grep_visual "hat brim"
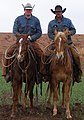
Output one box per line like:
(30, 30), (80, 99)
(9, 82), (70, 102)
(24, 8), (32, 10)
(22, 4), (35, 10)
(51, 8), (66, 14)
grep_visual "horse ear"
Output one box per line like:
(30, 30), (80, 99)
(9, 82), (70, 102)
(54, 29), (58, 35)
(15, 33), (21, 38)
(14, 33), (22, 42)
(63, 28), (70, 37)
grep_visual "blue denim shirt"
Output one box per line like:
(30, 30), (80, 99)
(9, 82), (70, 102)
(13, 15), (42, 42)
(48, 16), (76, 44)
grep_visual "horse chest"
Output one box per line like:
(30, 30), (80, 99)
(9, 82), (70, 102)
(50, 62), (71, 81)
(50, 61), (65, 71)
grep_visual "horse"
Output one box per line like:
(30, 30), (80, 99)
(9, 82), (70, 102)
(10, 34), (38, 118)
(47, 31), (73, 119)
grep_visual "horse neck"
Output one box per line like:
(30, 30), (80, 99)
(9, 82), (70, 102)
(24, 51), (30, 65)
(64, 45), (72, 66)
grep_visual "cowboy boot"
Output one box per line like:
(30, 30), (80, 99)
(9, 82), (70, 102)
(77, 65), (82, 83)
(3, 70), (12, 83)
(73, 60), (82, 83)
(70, 45), (82, 83)
(2, 59), (11, 83)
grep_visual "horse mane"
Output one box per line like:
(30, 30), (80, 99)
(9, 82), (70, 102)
(54, 32), (67, 42)
(64, 45), (72, 67)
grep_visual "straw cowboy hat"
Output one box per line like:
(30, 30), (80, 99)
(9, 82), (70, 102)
(51, 5), (66, 14)
(22, 3), (35, 10)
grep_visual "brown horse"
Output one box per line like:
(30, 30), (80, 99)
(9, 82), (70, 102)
(47, 31), (73, 119)
(10, 34), (37, 118)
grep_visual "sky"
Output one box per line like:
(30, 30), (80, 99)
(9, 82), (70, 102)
(0, 0), (84, 34)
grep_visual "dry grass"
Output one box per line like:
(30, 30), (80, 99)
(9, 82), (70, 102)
(79, 48), (84, 56)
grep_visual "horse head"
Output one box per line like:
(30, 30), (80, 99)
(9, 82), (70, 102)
(54, 30), (67, 60)
(15, 34), (30, 62)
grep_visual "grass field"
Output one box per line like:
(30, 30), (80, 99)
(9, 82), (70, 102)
(0, 66), (84, 105)
(0, 66), (84, 120)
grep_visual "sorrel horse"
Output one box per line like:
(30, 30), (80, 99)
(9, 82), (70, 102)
(47, 31), (73, 119)
(10, 34), (37, 118)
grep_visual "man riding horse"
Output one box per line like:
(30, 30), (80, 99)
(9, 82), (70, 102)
(2, 3), (43, 83)
(42, 5), (82, 83)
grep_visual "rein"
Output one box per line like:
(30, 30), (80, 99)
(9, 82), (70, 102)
(17, 48), (33, 95)
(2, 55), (16, 67)
(41, 43), (55, 65)
(5, 44), (16, 59)
(41, 54), (52, 65)
(17, 49), (31, 73)
(2, 46), (16, 68)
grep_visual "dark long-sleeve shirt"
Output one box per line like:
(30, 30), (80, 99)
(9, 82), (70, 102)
(13, 15), (42, 42)
(48, 16), (76, 44)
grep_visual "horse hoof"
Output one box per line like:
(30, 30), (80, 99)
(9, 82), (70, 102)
(67, 115), (72, 119)
(46, 106), (51, 110)
(29, 109), (35, 115)
(53, 109), (57, 116)
(23, 104), (28, 109)
(66, 110), (72, 119)
(61, 103), (66, 108)
(46, 102), (51, 109)
(53, 112), (57, 116)
(10, 113), (15, 118)
(46, 103), (51, 109)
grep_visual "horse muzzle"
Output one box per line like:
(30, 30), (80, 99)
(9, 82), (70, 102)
(17, 54), (24, 62)
(56, 51), (64, 59)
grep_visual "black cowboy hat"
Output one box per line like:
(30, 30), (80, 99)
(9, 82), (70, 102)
(51, 5), (66, 14)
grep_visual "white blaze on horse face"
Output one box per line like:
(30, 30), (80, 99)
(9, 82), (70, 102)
(18, 38), (23, 59)
(59, 37), (61, 51)
(56, 37), (64, 59)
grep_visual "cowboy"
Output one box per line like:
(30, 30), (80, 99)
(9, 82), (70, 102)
(45, 5), (82, 83)
(2, 3), (43, 82)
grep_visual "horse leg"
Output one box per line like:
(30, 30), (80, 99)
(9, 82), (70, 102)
(52, 82), (58, 116)
(29, 86), (33, 109)
(11, 80), (19, 118)
(62, 84), (66, 108)
(17, 82), (22, 106)
(47, 84), (53, 108)
(64, 80), (72, 119)
(24, 91), (28, 109)
(29, 86), (34, 114)
(23, 83), (29, 109)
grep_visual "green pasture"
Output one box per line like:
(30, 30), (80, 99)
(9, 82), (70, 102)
(0, 66), (84, 106)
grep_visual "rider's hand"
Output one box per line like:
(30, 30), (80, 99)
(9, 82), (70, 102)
(27, 35), (31, 41)
(63, 28), (71, 37)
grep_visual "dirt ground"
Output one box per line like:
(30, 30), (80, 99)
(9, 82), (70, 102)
(0, 102), (84, 120)
(0, 33), (84, 120)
